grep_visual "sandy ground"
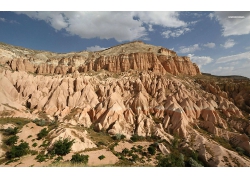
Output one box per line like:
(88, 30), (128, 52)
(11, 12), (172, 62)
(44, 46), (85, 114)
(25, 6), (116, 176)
(83, 149), (119, 166)
(1, 155), (53, 167)
(60, 149), (119, 167)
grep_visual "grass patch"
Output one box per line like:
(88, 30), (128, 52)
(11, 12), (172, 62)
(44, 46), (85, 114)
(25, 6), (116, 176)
(0, 117), (30, 128)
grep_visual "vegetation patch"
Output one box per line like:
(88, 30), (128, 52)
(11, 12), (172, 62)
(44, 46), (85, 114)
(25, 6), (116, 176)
(5, 142), (29, 159)
(98, 155), (105, 160)
(71, 153), (89, 164)
(5, 135), (19, 146)
(37, 128), (49, 140)
(49, 138), (74, 156)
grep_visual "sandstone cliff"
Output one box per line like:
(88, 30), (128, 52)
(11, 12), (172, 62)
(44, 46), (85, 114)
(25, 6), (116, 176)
(1, 41), (200, 76)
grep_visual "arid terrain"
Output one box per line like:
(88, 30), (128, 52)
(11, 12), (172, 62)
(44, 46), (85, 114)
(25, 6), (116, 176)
(0, 41), (250, 167)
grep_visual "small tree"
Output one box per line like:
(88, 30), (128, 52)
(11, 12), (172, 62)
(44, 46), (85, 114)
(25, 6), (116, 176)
(51, 138), (74, 156)
(71, 153), (89, 164)
(147, 146), (156, 155)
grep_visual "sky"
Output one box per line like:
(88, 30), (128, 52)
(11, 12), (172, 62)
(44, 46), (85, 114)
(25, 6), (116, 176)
(1, 10), (250, 78)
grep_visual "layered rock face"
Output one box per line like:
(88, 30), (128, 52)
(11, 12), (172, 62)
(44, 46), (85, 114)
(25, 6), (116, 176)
(1, 41), (250, 167)
(1, 41), (200, 76)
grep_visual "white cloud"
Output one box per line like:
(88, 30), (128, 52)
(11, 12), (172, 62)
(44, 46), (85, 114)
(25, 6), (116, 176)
(86, 45), (107, 52)
(203, 42), (215, 48)
(245, 46), (250, 50)
(134, 11), (186, 28)
(162, 27), (190, 38)
(212, 66), (234, 74)
(178, 44), (201, 54)
(187, 54), (213, 68)
(148, 24), (154, 32)
(15, 11), (188, 42)
(0, 17), (5, 22)
(220, 39), (236, 49)
(214, 11), (250, 36)
(208, 13), (214, 20)
(216, 51), (250, 63)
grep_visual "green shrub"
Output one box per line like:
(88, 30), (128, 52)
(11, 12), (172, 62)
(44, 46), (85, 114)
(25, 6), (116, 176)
(131, 154), (139, 162)
(112, 134), (126, 141)
(130, 134), (144, 142)
(122, 148), (129, 155)
(98, 155), (105, 160)
(32, 142), (38, 147)
(157, 153), (185, 167)
(27, 135), (32, 138)
(37, 128), (49, 140)
(147, 146), (156, 155)
(4, 127), (18, 135)
(50, 138), (74, 156)
(71, 153), (89, 164)
(188, 157), (203, 167)
(35, 154), (47, 162)
(5, 142), (29, 159)
(5, 135), (19, 146)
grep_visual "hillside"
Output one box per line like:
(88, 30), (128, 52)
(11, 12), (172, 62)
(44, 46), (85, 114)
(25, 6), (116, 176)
(0, 41), (250, 167)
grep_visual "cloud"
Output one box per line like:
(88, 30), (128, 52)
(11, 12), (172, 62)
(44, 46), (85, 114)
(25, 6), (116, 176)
(214, 11), (250, 36)
(208, 13), (214, 20)
(86, 45), (107, 52)
(15, 11), (187, 42)
(0, 17), (5, 22)
(134, 11), (187, 28)
(220, 39), (236, 49)
(162, 27), (190, 38)
(148, 24), (154, 31)
(203, 42), (215, 48)
(212, 66), (234, 74)
(216, 51), (250, 63)
(178, 44), (201, 54)
(187, 54), (213, 68)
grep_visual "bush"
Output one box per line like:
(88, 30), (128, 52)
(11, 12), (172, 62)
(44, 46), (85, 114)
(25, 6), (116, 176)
(147, 146), (156, 155)
(51, 138), (74, 156)
(5, 142), (29, 159)
(37, 128), (49, 140)
(32, 119), (47, 126)
(188, 157), (203, 167)
(5, 135), (19, 146)
(98, 155), (105, 160)
(32, 142), (38, 147)
(4, 127), (18, 135)
(157, 153), (185, 167)
(27, 135), (32, 138)
(71, 153), (89, 164)
(35, 154), (47, 162)
(122, 148), (129, 155)
(112, 134), (126, 141)
(130, 134), (144, 142)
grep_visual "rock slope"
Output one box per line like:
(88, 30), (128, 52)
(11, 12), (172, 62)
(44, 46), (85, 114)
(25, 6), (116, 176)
(0, 41), (250, 167)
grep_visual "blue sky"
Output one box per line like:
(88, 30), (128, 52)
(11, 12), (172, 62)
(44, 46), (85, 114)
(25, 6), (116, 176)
(0, 11), (250, 78)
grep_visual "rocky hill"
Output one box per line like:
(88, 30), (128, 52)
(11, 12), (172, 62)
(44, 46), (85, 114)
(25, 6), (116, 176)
(0, 41), (250, 167)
